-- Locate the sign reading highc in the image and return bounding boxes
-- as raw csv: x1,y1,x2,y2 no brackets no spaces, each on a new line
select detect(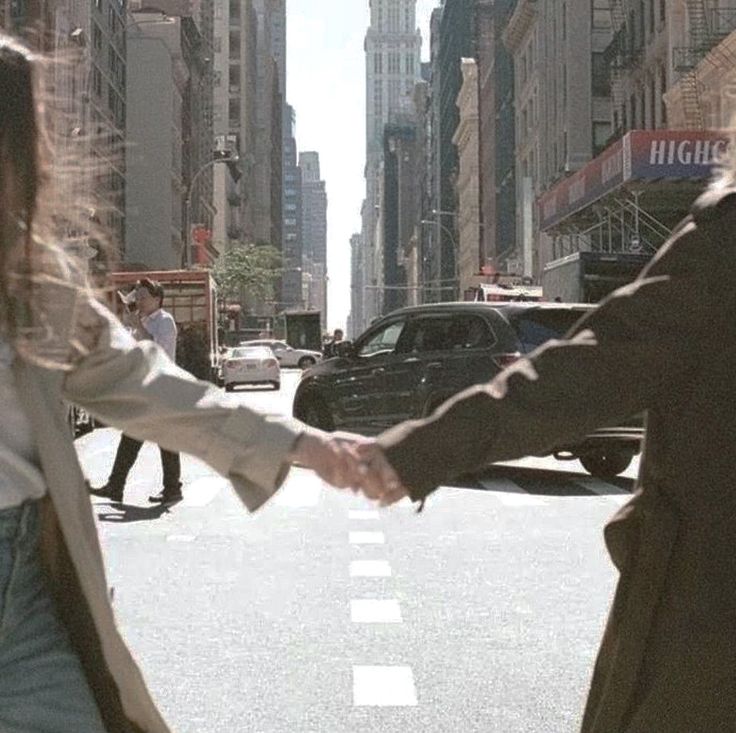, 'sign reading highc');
537,130,730,231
